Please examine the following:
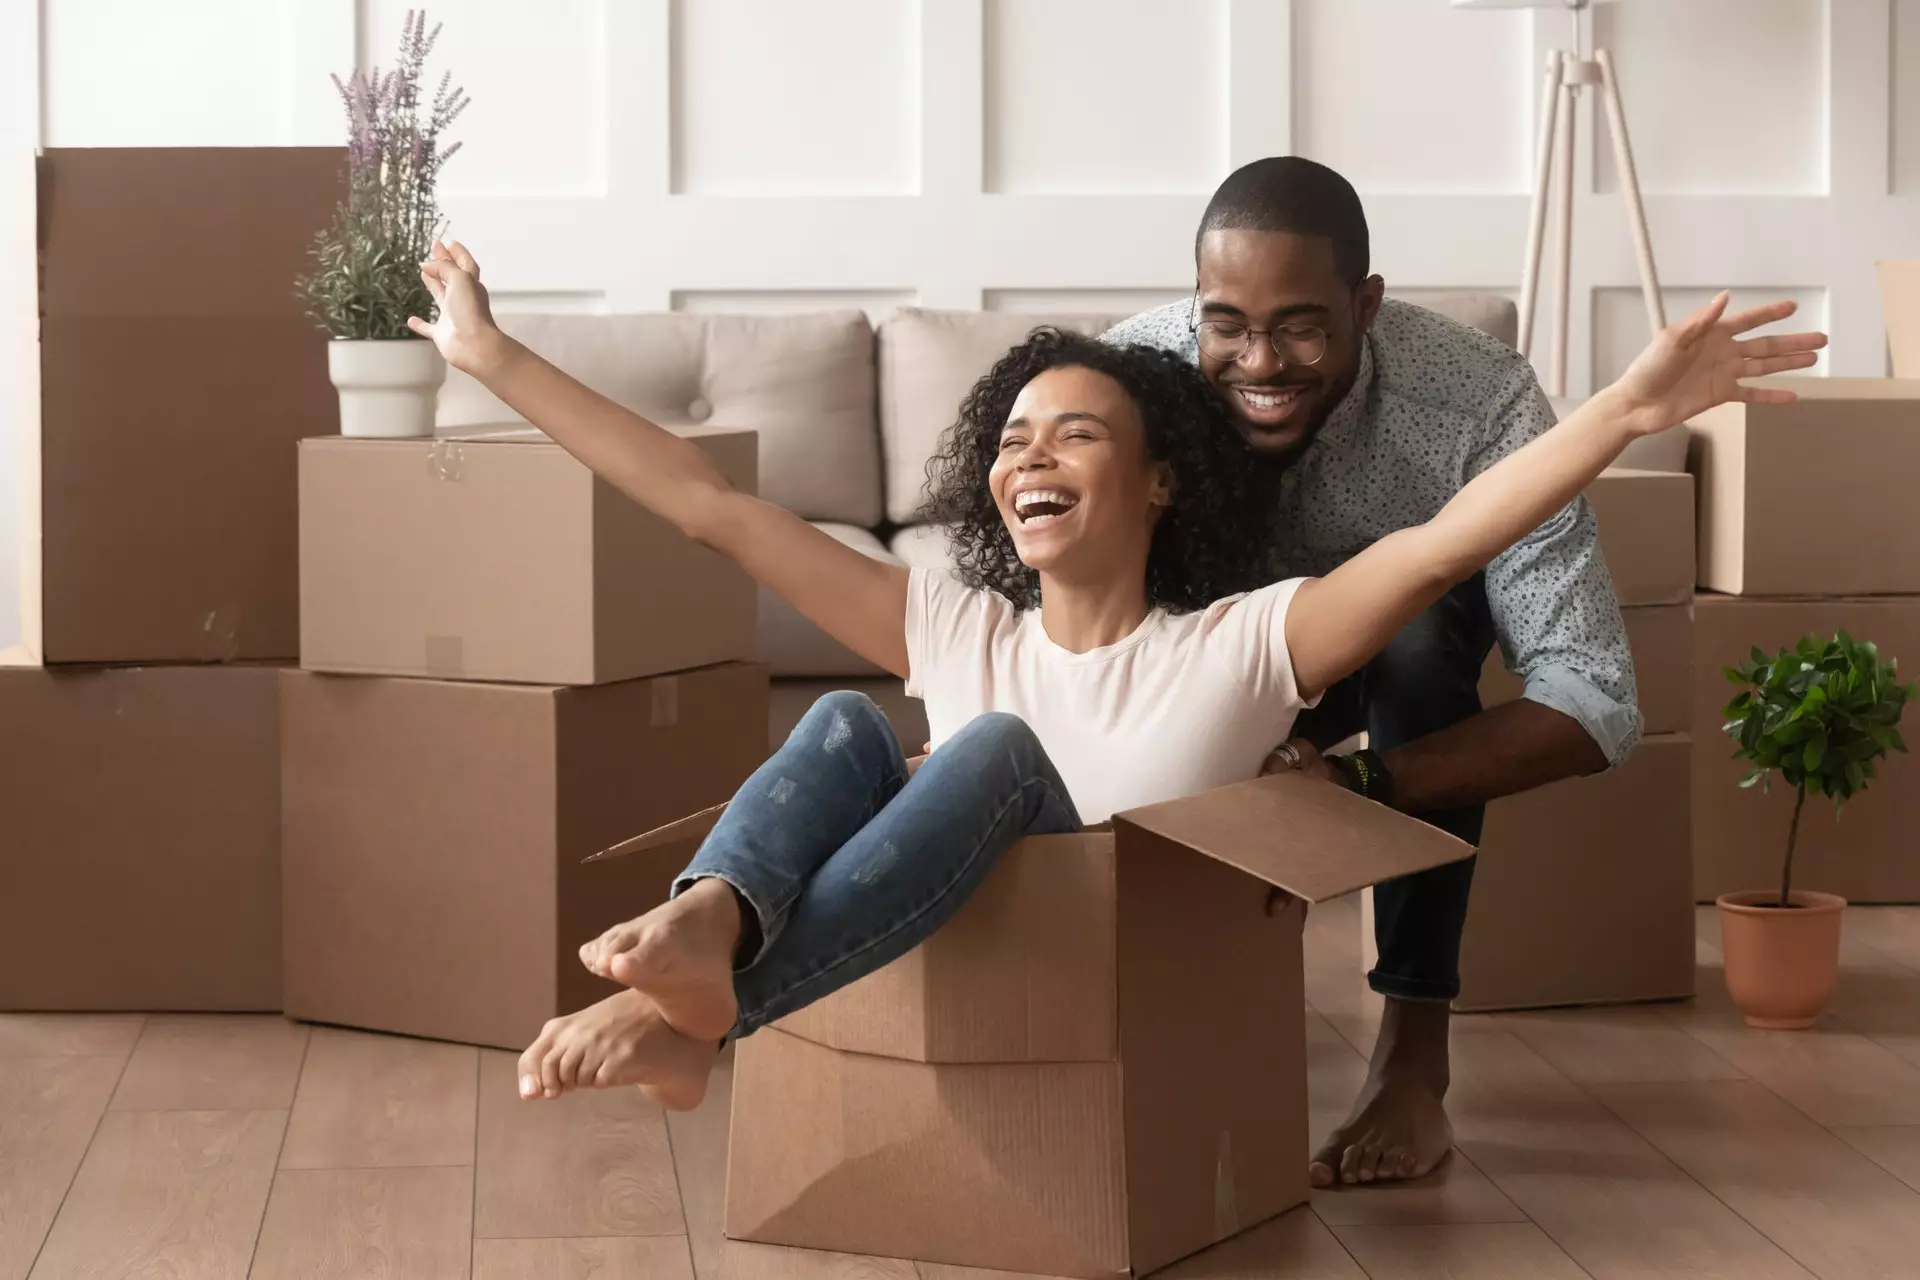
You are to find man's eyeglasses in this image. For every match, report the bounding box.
[1187,296,1331,367]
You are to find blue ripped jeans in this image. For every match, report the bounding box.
[672,690,1081,1039]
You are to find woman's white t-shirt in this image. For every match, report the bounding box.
[903,568,1319,824]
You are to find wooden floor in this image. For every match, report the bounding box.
[7,900,1920,1279]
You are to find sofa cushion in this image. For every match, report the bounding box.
[759,523,903,678]
[438,311,883,526]
[888,523,955,572]
[1401,293,1520,351]
[877,308,1123,524]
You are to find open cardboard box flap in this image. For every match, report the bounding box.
[586,765,1469,902]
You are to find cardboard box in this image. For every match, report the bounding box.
[1586,468,1695,607]
[0,664,283,1010]
[280,662,768,1049]
[598,774,1470,1276]
[1880,260,1920,378]
[1454,734,1695,1011]
[299,428,759,685]
[1689,379,1920,597]
[1692,593,1920,903]
[1481,602,1693,736]
[7,148,343,666]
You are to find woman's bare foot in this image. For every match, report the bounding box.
[577,878,743,1042]
[1312,996,1455,1188]
[516,988,718,1111]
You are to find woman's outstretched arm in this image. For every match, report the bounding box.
[412,241,910,677]
[1283,293,1825,701]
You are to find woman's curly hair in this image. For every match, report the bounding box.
[919,328,1279,613]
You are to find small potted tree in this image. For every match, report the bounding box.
[297,10,469,438]
[1718,632,1913,1028]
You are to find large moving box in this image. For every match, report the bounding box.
[1692,594,1920,903]
[1688,379,1920,597]
[0,664,283,1009]
[1587,467,1695,607]
[280,662,768,1049]
[1455,734,1695,1011]
[598,773,1469,1277]
[8,148,342,666]
[299,428,759,685]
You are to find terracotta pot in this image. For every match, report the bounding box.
[1716,890,1846,1029]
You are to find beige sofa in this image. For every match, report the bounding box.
[437,296,1526,747]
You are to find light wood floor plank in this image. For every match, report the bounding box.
[109,1015,307,1112]
[474,1050,683,1239]
[1831,1126,1920,1194]
[0,1056,124,1280]
[474,1237,694,1280]
[0,1015,143,1061]
[250,1166,473,1280]
[1152,1207,1368,1279]
[27,1109,283,1280]
[1446,1029,1811,1278]
[1497,1006,1745,1084]
[279,1027,477,1169]
[1594,1079,1920,1280]
[1329,1222,1587,1279]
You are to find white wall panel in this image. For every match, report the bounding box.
[1895,0,1920,193]
[1594,0,1828,195]
[1592,286,1829,387]
[671,0,919,195]
[985,288,1187,316]
[43,0,291,146]
[1295,0,1533,194]
[672,290,915,325]
[366,0,607,198]
[983,0,1227,194]
[491,290,611,314]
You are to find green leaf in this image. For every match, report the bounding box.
[1738,771,1764,788]
[1804,740,1824,769]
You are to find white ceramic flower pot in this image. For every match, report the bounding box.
[328,338,446,439]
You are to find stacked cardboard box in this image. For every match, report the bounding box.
[1453,467,1698,1010]
[1688,378,1920,903]
[284,426,770,1049]
[1,150,341,1010]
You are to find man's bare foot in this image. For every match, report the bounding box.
[1312,996,1455,1188]
[577,878,743,1042]
[516,988,718,1111]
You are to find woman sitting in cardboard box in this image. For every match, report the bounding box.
[410,240,1820,1178]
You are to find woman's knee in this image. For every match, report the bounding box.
[793,689,896,751]
[948,710,1045,756]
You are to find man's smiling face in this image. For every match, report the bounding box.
[1194,228,1382,460]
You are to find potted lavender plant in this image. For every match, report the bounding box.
[296,10,468,438]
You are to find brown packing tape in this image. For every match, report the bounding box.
[424,635,465,679]
[651,675,680,728]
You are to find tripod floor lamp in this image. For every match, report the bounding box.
[1453,0,1665,396]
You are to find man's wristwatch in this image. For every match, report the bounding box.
[1329,748,1395,808]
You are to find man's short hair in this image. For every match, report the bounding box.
[1195,156,1370,286]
